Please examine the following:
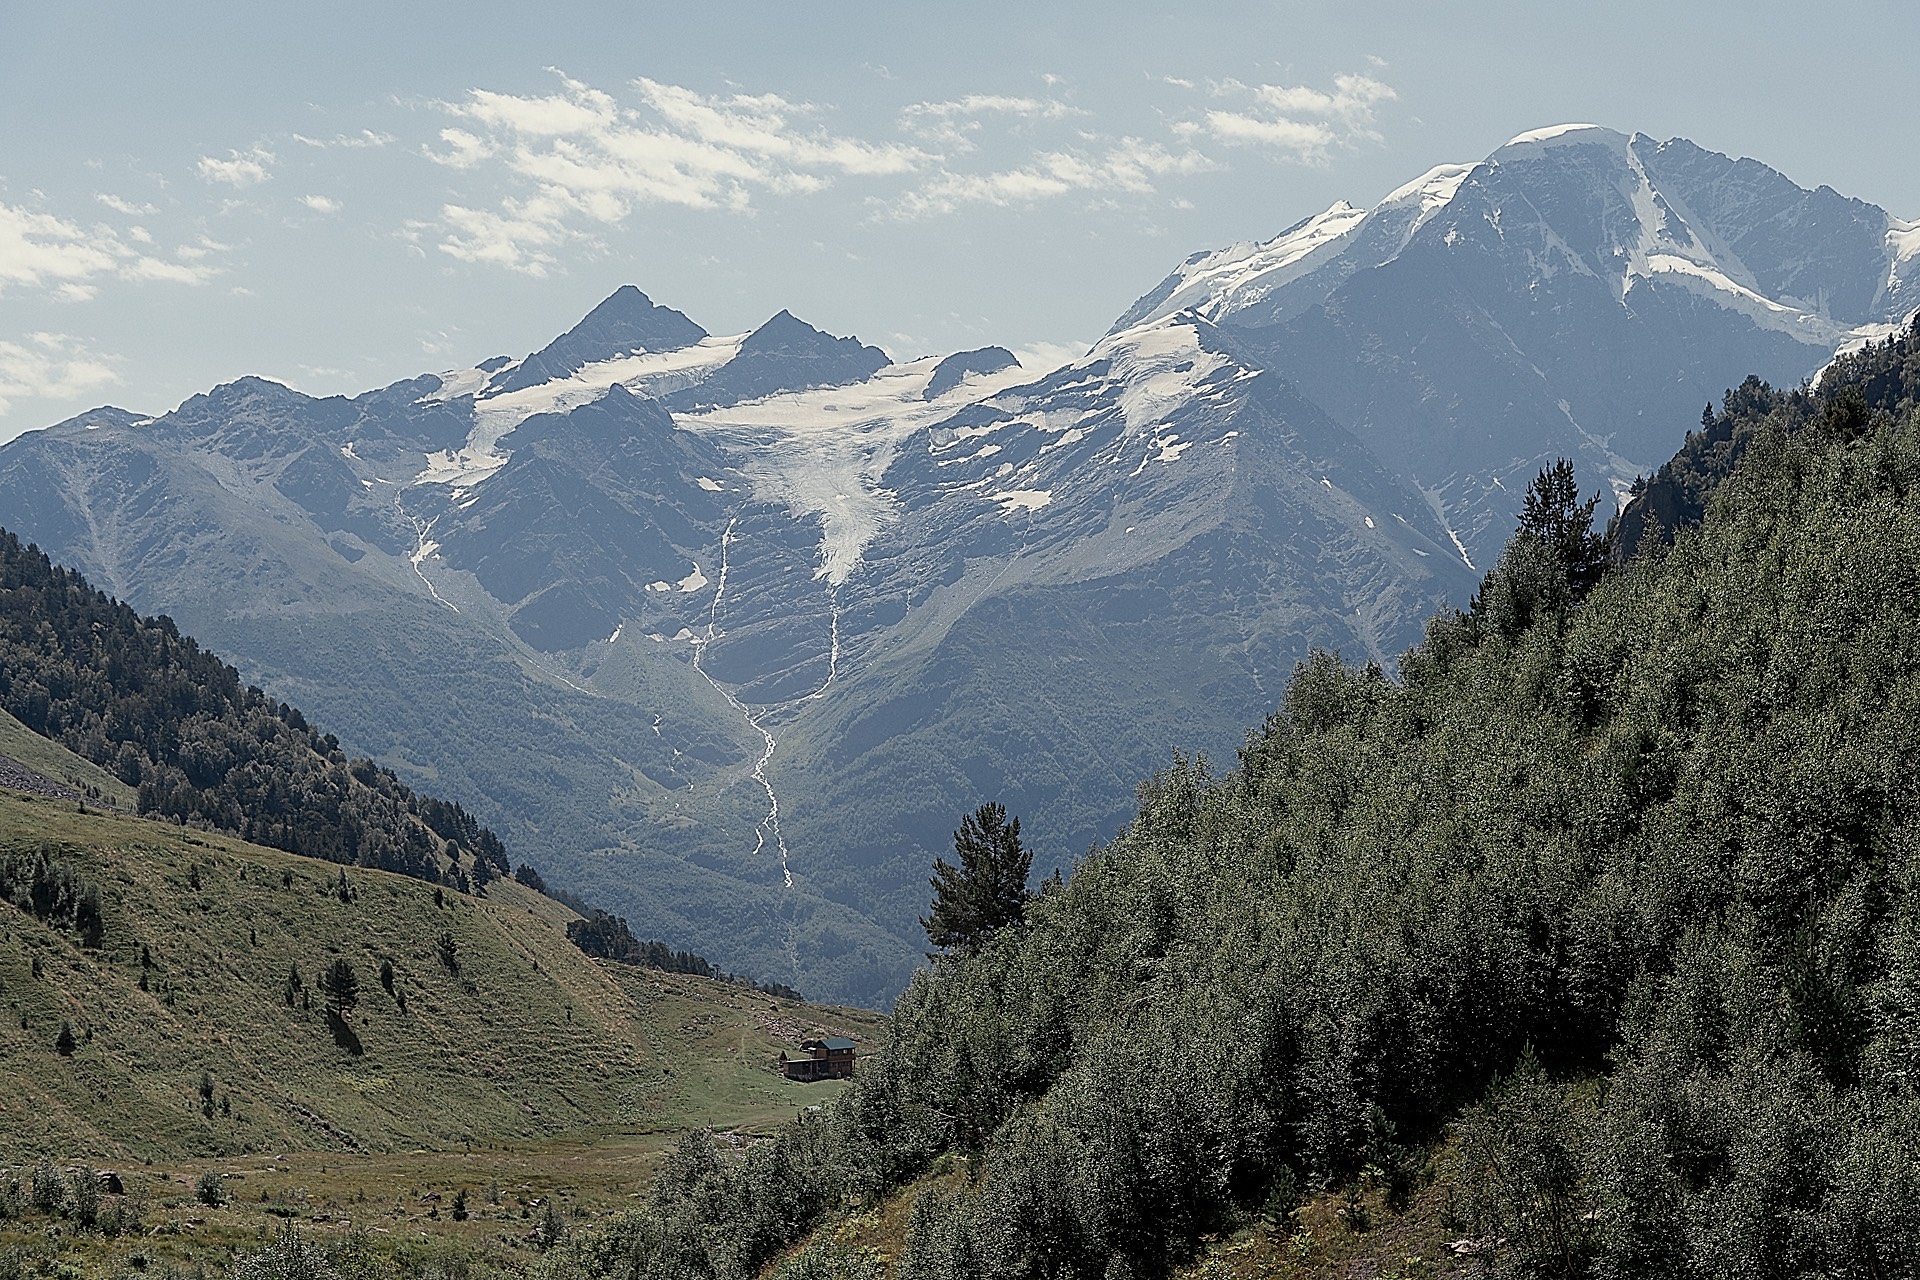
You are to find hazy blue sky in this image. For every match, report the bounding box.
[2,0,1914,440]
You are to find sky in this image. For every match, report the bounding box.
[2,0,1916,442]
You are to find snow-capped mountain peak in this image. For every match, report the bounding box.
[1119,126,1912,350]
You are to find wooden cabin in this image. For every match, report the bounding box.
[779,1036,856,1081]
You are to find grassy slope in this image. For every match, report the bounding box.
[780,1162,1469,1280]
[0,708,137,809]
[0,786,881,1164]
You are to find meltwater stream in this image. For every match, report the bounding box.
[688,516,844,978]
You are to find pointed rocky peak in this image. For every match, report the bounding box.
[487,286,707,395]
[734,309,887,366]
[46,405,150,435]
[177,376,329,420]
[663,310,891,412]
[924,347,1019,400]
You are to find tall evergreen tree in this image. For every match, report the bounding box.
[317,958,359,1020]
[921,803,1032,952]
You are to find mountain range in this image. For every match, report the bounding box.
[2,124,1914,1005]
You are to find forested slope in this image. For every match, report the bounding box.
[0,530,509,886]
[540,317,1920,1279]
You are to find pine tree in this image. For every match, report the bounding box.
[435,930,459,974]
[1517,458,1608,601]
[921,803,1032,952]
[317,958,359,1019]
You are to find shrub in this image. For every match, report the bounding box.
[231,1222,341,1280]
[775,1240,886,1280]
[28,1158,62,1215]
[195,1169,225,1207]
[66,1166,98,1229]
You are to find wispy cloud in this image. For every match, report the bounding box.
[412,68,1400,265]
[0,199,221,300]
[292,130,393,150]
[898,95,1085,151]
[300,194,343,214]
[889,137,1213,218]
[197,145,276,187]
[1176,73,1397,163]
[423,73,928,274]
[0,333,119,416]
[96,193,156,216]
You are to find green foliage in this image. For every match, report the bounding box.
[435,930,459,975]
[28,1158,62,1215]
[283,961,307,1009]
[1455,1052,1592,1278]
[230,1222,342,1280]
[921,803,1032,953]
[318,957,360,1019]
[64,1165,97,1230]
[195,1169,225,1207]
[565,907,804,999]
[774,1239,885,1280]
[0,842,103,946]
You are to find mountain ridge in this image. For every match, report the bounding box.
[2,124,1908,1005]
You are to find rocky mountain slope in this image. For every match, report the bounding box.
[1,126,1911,1005]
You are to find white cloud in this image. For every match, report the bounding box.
[0,333,119,416]
[197,145,276,187]
[301,194,343,213]
[898,95,1084,151]
[0,199,221,298]
[890,137,1213,218]
[1179,72,1397,163]
[96,193,156,216]
[423,73,930,273]
[292,129,393,149]
[1011,339,1087,376]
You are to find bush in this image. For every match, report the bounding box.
[231,1222,342,1280]
[775,1240,886,1280]
[28,1158,62,1216]
[66,1165,97,1229]
[1455,1054,1593,1279]
[195,1169,225,1207]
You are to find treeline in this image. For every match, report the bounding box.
[0,530,508,888]
[538,317,1920,1279]
[562,904,803,1002]
[1613,322,1920,557]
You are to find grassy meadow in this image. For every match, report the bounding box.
[0,775,882,1276]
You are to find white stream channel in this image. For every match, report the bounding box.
[688,517,844,976]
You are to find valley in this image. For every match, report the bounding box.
[4,127,1911,1005]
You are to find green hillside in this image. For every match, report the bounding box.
[0,786,878,1160]
[0,781,880,1276]
[0,706,136,809]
